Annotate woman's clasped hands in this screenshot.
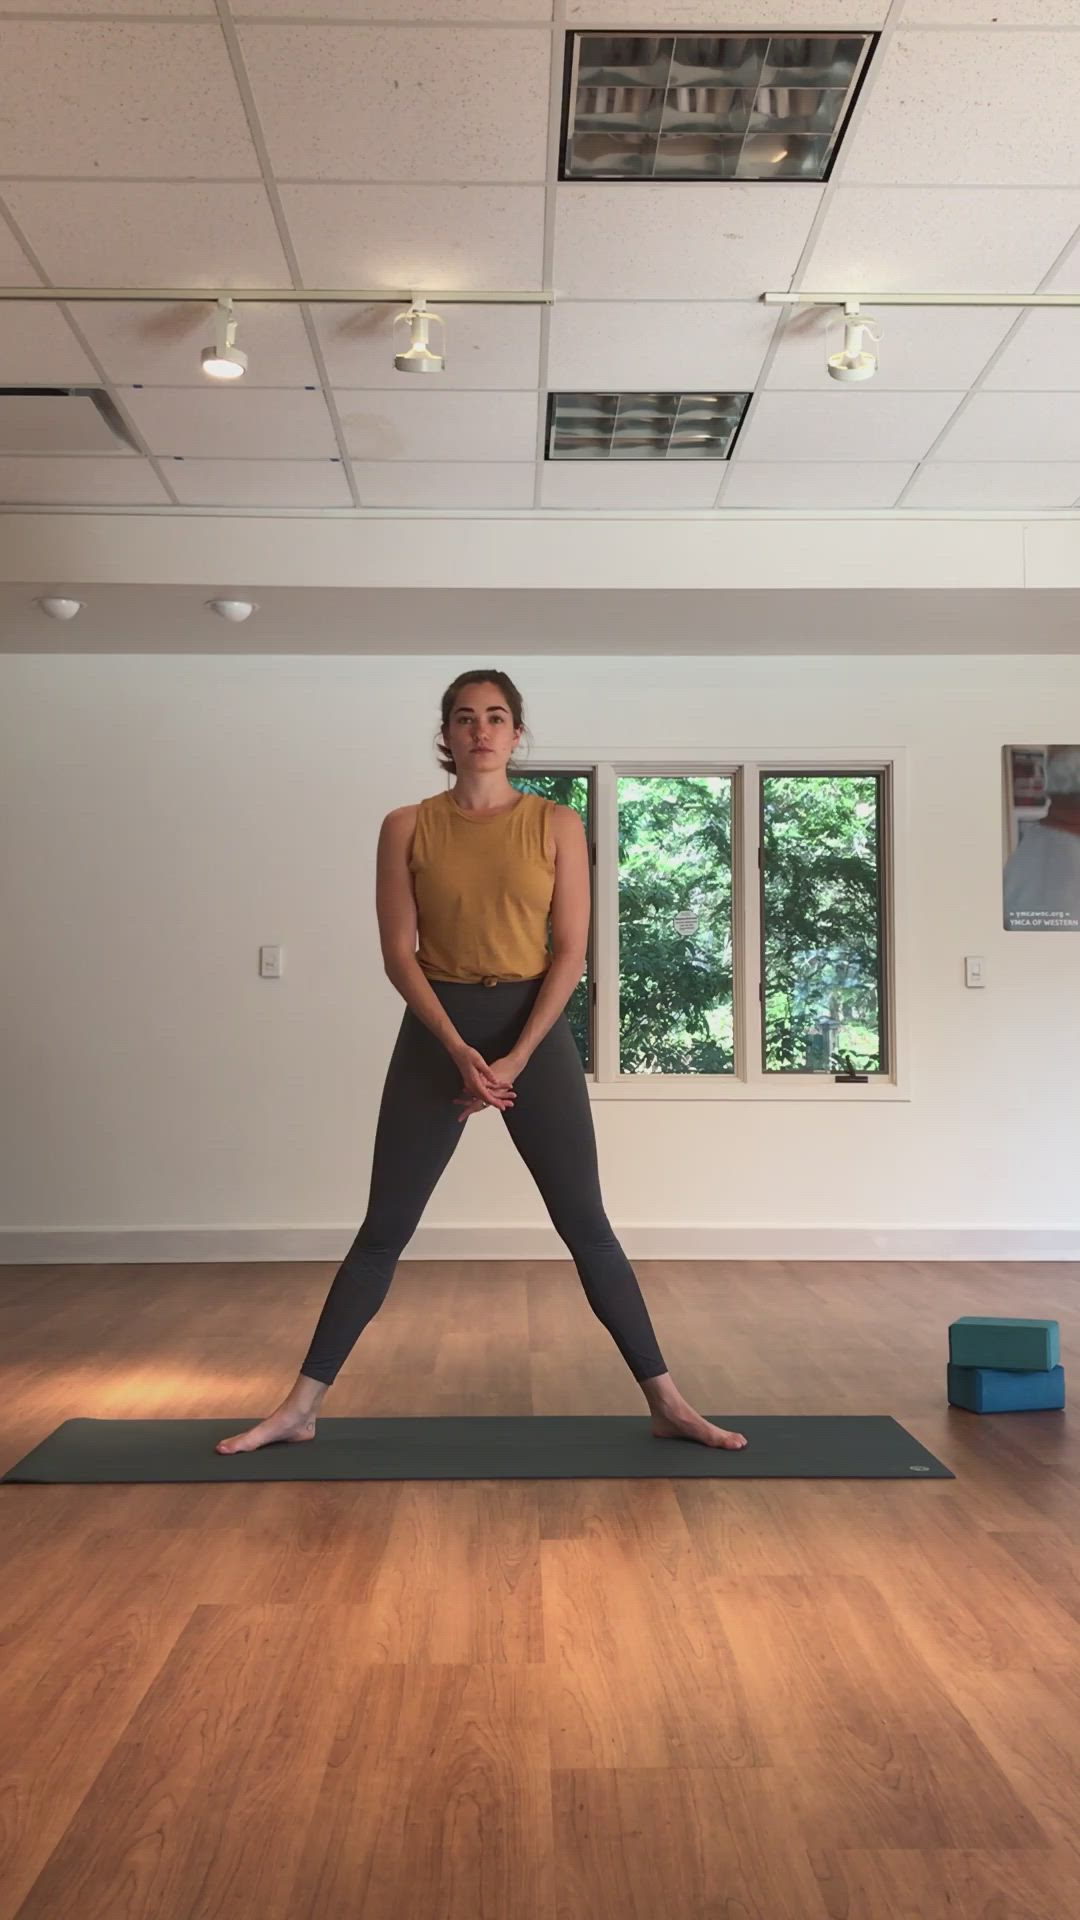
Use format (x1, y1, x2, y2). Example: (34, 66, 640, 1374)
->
(452, 1045, 522, 1124)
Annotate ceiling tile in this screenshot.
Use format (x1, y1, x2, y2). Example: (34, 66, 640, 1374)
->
(337, 388, 538, 460)
(840, 32, 1080, 186)
(0, 0, 213, 10)
(0, 23, 259, 178)
(3, 183, 292, 288)
(1042, 234, 1080, 292)
(314, 301, 541, 389)
(238, 26, 550, 182)
(352, 462, 535, 506)
(0, 302, 98, 383)
(168, 459, 353, 506)
(566, 0, 886, 20)
(722, 462, 914, 508)
(541, 464, 722, 508)
(982, 310, 1080, 390)
(929, 390, 1080, 461)
(801, 186, 1080, 292)
(548, 301, 779, 391)
(735, 390, 965, 462)
(765, 304, 1017, 392)
(0, 456, 169, 503)
(74, 301, 320, 387)
(281, 184, 545, 288)
(0, 390, 127, 453)
(902, 2, 1080, 21)
(555, 184, 821, 299)
(121, 388, 340, 458)
(238, 0, 549, 14)
(902, 462, 1080, 508)
(0, 221, 40, 284)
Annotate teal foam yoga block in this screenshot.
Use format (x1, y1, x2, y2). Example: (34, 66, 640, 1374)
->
(948, 1316, 1059, 1371)
(948, 1362, 1065, 1414)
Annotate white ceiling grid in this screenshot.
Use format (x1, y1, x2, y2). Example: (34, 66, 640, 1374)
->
(1, 0, 1080, 513)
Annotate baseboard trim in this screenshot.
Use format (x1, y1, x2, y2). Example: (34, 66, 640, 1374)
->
(3, 1226, 1079, 1263)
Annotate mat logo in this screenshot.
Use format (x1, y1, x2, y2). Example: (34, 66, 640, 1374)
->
(909, 1464, 930, 1472)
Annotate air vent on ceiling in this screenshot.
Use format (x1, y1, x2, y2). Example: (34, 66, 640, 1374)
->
(561, 31, 874, 181)
(547, 391, 749, 460)
(0, 388, 139, 454)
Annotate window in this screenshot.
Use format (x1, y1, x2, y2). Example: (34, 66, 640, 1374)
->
(761, 772, 886, 1076)
(618, 775, 734, 1075)
(514, 756, 899, 1100)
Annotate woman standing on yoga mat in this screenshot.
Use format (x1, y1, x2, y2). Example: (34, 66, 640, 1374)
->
(218, 671, 747, 1456)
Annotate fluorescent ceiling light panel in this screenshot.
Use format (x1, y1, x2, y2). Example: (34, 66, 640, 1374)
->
(562, 32, 874, 181)
(548, 391, 749, 459)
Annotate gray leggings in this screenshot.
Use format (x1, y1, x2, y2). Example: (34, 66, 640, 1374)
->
(300, 975, 667, 1387)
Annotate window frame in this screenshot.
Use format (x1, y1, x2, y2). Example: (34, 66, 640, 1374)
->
(532, 748, 909, 1103)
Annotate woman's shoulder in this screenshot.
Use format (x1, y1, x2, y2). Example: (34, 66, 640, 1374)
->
(384, 793, 444, 826)
(534, 797, 583, 862)
(549, 799, 585, 833)
(381, 796, 444, 857)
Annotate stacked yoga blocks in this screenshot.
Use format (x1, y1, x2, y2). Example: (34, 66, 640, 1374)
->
(948, 1316, 1065, 1413)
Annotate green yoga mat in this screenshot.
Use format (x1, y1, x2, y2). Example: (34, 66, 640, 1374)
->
(2, 1414, 953, 1483)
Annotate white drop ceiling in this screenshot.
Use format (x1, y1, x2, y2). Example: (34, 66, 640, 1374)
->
(0, 0, 1079, 516)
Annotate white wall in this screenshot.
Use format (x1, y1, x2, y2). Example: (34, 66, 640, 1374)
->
(2, 649, 1079, 1262)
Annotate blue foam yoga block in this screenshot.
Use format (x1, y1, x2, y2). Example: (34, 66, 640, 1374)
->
(948, 1362, 1065, 1414)
(948, 1316, 1059, 1371)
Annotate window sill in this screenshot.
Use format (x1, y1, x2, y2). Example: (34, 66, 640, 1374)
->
(585, 1075, 909, 1103)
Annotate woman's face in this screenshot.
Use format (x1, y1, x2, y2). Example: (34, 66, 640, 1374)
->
(445, 682, 521, 771)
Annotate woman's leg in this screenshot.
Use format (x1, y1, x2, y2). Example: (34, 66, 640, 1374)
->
(500, 1015, 748, 1449)
(298, 1010, 466, 1385)
(500, 1015, 667, 1381)
(217, 1008, 466, 1453)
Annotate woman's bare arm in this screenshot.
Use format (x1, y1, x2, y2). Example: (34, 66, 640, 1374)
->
(376, 806, 467, 1061)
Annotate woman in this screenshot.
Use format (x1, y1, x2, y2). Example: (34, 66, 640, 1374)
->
(218, 671, 747, 1455)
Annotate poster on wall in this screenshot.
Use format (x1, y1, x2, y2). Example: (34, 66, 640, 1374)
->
(1003, 746, 1080, 931)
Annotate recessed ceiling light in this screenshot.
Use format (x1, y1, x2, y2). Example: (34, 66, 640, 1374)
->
(562, 31, 874, 181)
(36, 595, 83, 620)
(206, 598, 258, 621)
(548, 391, 749, 460)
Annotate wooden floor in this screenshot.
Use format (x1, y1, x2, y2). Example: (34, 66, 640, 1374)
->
(2, 1258, 1078, 1920)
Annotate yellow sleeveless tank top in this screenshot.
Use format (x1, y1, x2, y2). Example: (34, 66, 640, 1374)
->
(409, 788, 557, 984)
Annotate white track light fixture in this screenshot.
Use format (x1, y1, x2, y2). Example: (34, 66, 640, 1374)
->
(36, 596, 83, 620)
(201, 297, 248, 381)
(206, 598, 258, 622)
(826, 302, 881, 384)
(393, 296, 445, 375)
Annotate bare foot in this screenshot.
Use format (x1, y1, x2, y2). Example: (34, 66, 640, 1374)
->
(216, 1406, 317, 1454)
(650, 1400, 747, 1450)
